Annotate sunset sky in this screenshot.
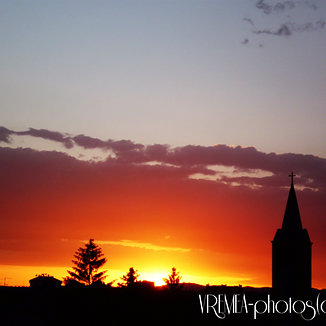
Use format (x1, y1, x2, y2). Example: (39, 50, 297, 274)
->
(1, 0, 326, 288)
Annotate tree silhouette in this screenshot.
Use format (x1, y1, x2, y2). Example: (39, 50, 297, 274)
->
(118, 267, 140, 288)
(163, 267, 183, 290)
(66, 239, 107, 286)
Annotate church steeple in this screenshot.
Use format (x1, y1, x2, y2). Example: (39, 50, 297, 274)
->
(272, 172, 312, 295)
(281, 172, 302, 231)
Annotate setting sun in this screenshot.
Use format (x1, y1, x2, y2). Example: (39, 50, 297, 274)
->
(141, 272, 166, 287)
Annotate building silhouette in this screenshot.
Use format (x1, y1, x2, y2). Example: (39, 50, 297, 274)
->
(29, 274, 62, 289)
(272, 173, 312, 295)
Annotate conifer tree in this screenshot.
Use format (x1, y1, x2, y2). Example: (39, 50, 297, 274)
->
(118, 267, 139, 287)
(163, 267, 183, 290)
(66, 239, 107, 286)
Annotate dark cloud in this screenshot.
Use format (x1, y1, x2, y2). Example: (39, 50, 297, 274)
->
(0, 126, 75, 148)
(109, 139, 144, 152)
(1, 127, 326, 192)
(73, 134, 107, 149)
(256, 0, 273, 14)
(274, 1, 296, 13)
(73, 134, 144, 152)
(144, 144, 169, 161)
(275, 23, 292, 35)
(254, 20, 326, 36)
(0, 126, 13, 143)
(254, 23, 292, 36)
(1, 135, 326, 287)
(244, 18, 255, 26)
(1, 143, 325, 207)
(15, 128, 74, 149)
(256, 0, 296, 15)
(159, 145, 326, 191)
(248, 0, 324, 40)
(292, 20, 326, 32)
(0, 126, 144, 154)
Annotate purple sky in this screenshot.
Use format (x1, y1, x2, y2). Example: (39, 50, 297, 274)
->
(1, 0, 326, 157)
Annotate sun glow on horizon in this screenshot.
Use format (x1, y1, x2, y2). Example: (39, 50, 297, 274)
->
(139, 272, 166, 287)
(2, 264, 325, 289)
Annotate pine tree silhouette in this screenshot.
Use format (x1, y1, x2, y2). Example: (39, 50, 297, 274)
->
(163, 267, 183, 290)
(66, 239, 107, 286)
(118, 267, 140, 287)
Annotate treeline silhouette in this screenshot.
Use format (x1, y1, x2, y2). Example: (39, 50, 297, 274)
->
(1, 239, 326, 325)
(63, 239, 182, 290)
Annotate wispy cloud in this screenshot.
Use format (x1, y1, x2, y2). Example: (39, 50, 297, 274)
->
(243, 18, 254, 26)
(256, 0, 296, 15)
(254, 23, 292, 36)
(243, 0, 325, 43)
(0, 127, 143, 155)
(88, 240, 191, 253)
(254, 20, 326, 36)
(15, 128, 74, 149)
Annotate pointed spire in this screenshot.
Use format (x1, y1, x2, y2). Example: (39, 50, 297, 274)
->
(289, 172, 295, 187)
(281, 172, 303, 230)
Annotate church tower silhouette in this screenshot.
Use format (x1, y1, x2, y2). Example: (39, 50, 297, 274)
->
(272, 173, 312, 295)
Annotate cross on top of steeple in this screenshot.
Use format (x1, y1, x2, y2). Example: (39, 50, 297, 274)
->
(282, 172, 302, 230)
(289, 172, 296, 186)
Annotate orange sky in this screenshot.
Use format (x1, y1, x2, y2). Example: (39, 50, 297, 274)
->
(1, 0, 326, 291)
(1, 131, 326, 288)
